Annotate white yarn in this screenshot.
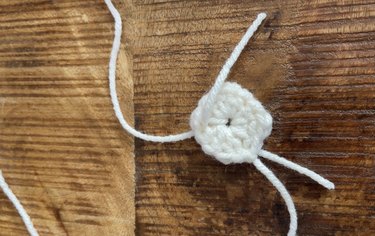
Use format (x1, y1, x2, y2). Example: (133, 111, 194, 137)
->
(105, 1, 335, 236)
(253, 159, 297, 236)
(0, 171, 39, 236)
(190, 82, 273, 165)
(259, 150, 335, 190)
(105, 0, 194, 143)
(201, 12, 267, 124)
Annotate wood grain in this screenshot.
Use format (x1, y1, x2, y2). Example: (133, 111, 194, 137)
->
(131, 0, 375, 235)
(1, 0, 375, 236)
(0, 0, 135, 235)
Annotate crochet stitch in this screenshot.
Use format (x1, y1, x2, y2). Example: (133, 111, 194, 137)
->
(190, 82, 273, 165)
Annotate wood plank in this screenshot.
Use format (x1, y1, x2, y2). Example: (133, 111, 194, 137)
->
(132, 0, 375, 235)
(1, 0, 375, 235)
(0, 0, 135, 235)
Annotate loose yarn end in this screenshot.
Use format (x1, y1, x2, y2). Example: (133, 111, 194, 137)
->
(0, 171, 39, 236)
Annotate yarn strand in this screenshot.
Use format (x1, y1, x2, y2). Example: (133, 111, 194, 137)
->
(259, 150, 335, 190)
(105, 0, 194, 143)
(0, 171, 39, 236)
(253, 159, 297, 236)
(201, 12, 267, 123)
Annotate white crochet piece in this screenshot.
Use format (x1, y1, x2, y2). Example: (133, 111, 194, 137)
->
(0, 1, 334, 236)
(190, 82, 272, 165)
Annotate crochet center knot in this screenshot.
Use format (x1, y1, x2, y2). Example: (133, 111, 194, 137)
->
(190, 82, 273, 164)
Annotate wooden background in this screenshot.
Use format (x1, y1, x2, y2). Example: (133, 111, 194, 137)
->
(0, 0, 135, 235)
(1, 0, 375, 235)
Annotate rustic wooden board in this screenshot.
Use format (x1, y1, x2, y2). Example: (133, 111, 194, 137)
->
(0, 0, 135, 235)
(131, 0, 375, 235)
(1, 0, 375, 236)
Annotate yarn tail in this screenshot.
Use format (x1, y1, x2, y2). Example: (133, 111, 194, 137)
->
(258, 150, 335, 190)
(254, 150, 335, 236)
(0, 171, 39, 236)
(253, 159, 297, 236)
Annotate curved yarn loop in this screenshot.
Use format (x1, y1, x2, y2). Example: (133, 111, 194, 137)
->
(0, 171, 39, 236)
(105, 0, 194, 143)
